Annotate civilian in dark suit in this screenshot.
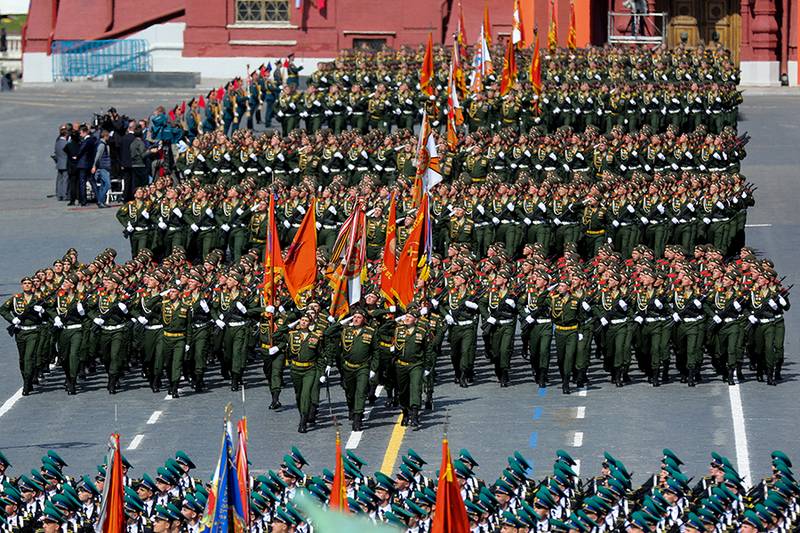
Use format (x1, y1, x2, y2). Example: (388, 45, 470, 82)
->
(63, 131, 81, 206)
(76, 125, 97, 206)
(53, 127, 69, 201)
(117, 120, 136, 202)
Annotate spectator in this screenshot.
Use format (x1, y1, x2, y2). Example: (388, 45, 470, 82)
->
(53, 127, 69, 201)
(91, 130, 112, 208)
(117, 120, 136, 201)
(76, 125, 97, 207)
(63, 130, 81, 206)
(0, 28, 7, 53)
(130, 127, 148, 189)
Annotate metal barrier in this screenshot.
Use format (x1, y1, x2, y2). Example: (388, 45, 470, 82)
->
(607, 12, 667, 46)
(51, 39, 152, 81)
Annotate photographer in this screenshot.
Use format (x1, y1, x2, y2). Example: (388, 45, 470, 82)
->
(91, 130, 112, 208)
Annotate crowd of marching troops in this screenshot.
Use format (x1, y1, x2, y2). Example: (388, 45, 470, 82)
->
(1, 445, 798, 533)
(178, 43, 740, 141)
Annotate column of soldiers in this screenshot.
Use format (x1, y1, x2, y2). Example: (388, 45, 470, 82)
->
(0, 446, 798, 533)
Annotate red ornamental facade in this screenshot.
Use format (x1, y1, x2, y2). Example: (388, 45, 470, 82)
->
(22, 0, 799, 84)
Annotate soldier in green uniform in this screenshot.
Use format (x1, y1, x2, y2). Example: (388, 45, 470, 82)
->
(327, 307, 379, 431)
(1, 277, 46, 396)
(391, 306, 433, 430)
(213, 273, 251, 391)
(551, 281, 580, 394)
(519, 269, 553, 388)
(183, 187, 218, 262)
(48, 275, 85, 395)
(633, 271, 672, 387)
(705, 272, 745, 385)
(479, 269, 518, 387)
(184, 274, 213, 393)
(116, 187, 152, 257)
(131, 272, 164, 392)
(276, 313, 328, 433)
(154, 188, 187, 258)
(580, 195, 607, 258)
(157, 286, 192, 398)
(217, 187, 251, 263)
(749, 270, 790, 386)
(441, 271, 479, 388)
(90, 274, 131, 395)
(596, 273, 632, 387)
(445, 205, 474, 251)
(671, 272, 706, 387)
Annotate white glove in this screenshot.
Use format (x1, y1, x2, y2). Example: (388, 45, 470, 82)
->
(465, 301, 478, 310)
(712, 315, 722, 324)
(507, 202, 515, 211)
(172, 207, 183, 218)
(77, 302, 85, 316)
(525, 316, 534, 324)
(93, 317, 105, 326)
(672, 313, 681, 322)
(524, 217, 532, 225)
(141, 210, 150, 219)
(221, 224, 231, 232)
(693, 299, 702, 308)
(184, 344, 191, 353)
(686, 203, 695, 212)
(491, 217, 500, 225)
(324, 365, 332, 377)
(553, 217, 562, 226)
(236, 207, 245, 216)
(183, 169, 191, 176)
(118, 302, 128, 313)
(445, 315, 455, 325)
(618, 300, 628, 311)
(634, 316, 644, 324)
(374, 164, 383, 171)
(578, 333, 584, 341)
(205, 208, 214, 217)
(600, 317, 609, 327)
(486, 317, 497, 325)
(319, 375, 327, 384)
(582, 301, 591, 312)
(215, 319, 226, 328)
(626, 204, 635, 214)
(236, 302, 247, 314)
(137, 316, 148, 325)
(223, 153, 231, 161)
(748, 315, 758, 325)
(268, 346, 279, 356)
(654, 298, 663, 309)
(369, 371, 376, 380)
(702, 217, 711, 225)
(347, 164, 355, 170)
(265, 305, 276, 313)
(476, 205, 485, 215)
(11, 317, 21, 325)
(671, 217, 679, 224)
(283, 220, 291, 229)
(423, 370, 431, 378)
(420, 307, 428, 316)
(733, 301, 741, 312)
(430, 298, 439, 308)
(315, 222, 322, 230)
(327, 315, 335, 323)
(640, 216, 649, 225)
(33, 305, 44, 314)
(158, 221, 168, 230)
(191, 223, 199, 232)
(126, 223, 134, 233)
(538, 202, 547, 212)
(769, 299, 778, 310)
(53, 316, 64, 328)
(504, 299, 516, 307)
(328, 205, 337, 215)
(779, 296, 787, 307)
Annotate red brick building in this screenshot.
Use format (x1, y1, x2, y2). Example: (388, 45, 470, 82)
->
(22, 0, 799, 84)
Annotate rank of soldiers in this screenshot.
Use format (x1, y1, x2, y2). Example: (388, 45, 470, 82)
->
(0, 446, 797, 533)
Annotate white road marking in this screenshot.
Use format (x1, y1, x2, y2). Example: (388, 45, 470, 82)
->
(127, 434, 145, 450)
(147, 411, 163, 424)
(0, 388, 23, 418)
(728, 385, 752, 488)
(577, 388, 587, 397)
(346, 385, 384, 450)
(745, 223, 772, 228)
(574, 459, 581, 476)
(576, 406, 586, 419)
(572, 431, 584, 447)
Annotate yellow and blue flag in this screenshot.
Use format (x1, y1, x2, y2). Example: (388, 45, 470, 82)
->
(201, 419, 246, 533)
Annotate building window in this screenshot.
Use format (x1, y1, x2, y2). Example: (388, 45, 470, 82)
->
(236, 0, 290, 22)
(353, 38, 387, 50)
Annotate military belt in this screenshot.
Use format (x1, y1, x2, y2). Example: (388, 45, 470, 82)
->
(64, 324, 83, 330)
(500, 219, 514, 224)
(343, 360, 366, 370)
(558, 221, 577, 225)
(251, 238, 266, 244)
(711, 218, 730, 223)
(199, 226, 214, 231)
(610, 318, 628, 324)
(529, 220, 545, 225)
(133, 226, 149, 231)
(167, 226, 182, 232)
(163, 331, 185, 338)
(759, 316, 780, 323)
(322, 224, 338, 230)
(260, 342, 273, 350)
(18, 325, 38, 330)
(645, 317, 669, 323)
(291, 360, 314, 368)
(555, 324, 578, 332)
(144, 324, 164, 330)
(723, 317, 738, 323)
(193, 321, 211, 329)
(246, 167, 258, 172)
(379, 341, 393, 348)
(101, 324, 125, 331)
(535, 318, 552, 324)
(455, 320, 474, 326)
(356, 166, 369, 171)
(228, 321, 247, 327)
(682, 316, 703, 323)
(396, 360, 413, 366)
(586, 229, 605, 235)
(497, 319, 514, 325)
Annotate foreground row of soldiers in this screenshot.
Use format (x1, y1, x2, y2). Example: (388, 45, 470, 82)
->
(0, 445, 797, 533)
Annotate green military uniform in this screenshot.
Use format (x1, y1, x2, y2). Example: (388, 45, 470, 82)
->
(116, 200, 152, 257)
(328, 318, 379, 431)
(749, 286, 789, 385)
(277, 319, 328, 433)
(518, 285, 552, 387)
(441, 283, 479, 387)
(157, 295, 192, 397)
(0, 288, 45, 395)
(671, 286, 706, 386)
(90, 289, 131, 394)
(479, 284, 518, 387)
(213, 285, 251, 389)
(48, 289, 86, 394)
(551, 291, 580, 394)
(391, 317, 434, 429)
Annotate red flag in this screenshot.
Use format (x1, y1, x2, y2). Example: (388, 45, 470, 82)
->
(180, 100, 186, 115)
(329, 432, 349, 513)
(499, 39, 517, 96)
(567, 0, 577, 50)
(483, 1, 492, 46)
(283, 198, 317, 304)
(380, 193, 398, 304)
(327, 204, 367, 318)
(216, 87, 225, 101)
(317, 0, 326, 10)
(430, 438, 470, 533)
(263, 194, 285, 305)
(393, 195, 428, 309)
(420, 33, 435, 97)
(235, 418, 250, 529)
(548, 0, 559, 52)
(198, 95, 206, 108)
(96, 434, 125, 533)
(530, 29, 543, 96)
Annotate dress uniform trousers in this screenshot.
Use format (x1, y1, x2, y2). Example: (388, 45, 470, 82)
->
(753, 318, 785, 372)
(342, 361, 370, 417)
(159, 332, 187, 383)
(289, 360, 317, 418)
(395, 360, 424, 411)
(554, 324, 578, 382)
(526, 321, 553, 376)
(448, 323, 477, 379)
(489, 322, 515, 377)
(60, 327, 83, 381)
(674, 319, 704, 375)
(223, 324, 248, 377)
(14, 328, 39, 381)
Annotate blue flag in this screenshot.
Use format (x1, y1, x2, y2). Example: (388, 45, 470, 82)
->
(201, 421, 246, 533)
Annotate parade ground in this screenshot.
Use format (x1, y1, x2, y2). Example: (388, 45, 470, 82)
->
(0, 84, 798, 485)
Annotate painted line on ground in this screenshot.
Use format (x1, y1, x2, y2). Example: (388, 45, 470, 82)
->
(572, 431, 584, 447)
(379, 414, 407, 475)
(0, 388, 23, 419)
(147, 411, 163, 425)
(577, 388, 588, 397)
(745, 224, 772, 228)
(346, 385, 384, 450)
(529, 432, 539, 448)
(576, 406, 586, 419)
(127, 434, 145, 450)
(728, 384, 752, 487)
(532, 406, 543, 420)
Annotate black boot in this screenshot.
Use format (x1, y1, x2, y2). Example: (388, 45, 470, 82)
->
(368, 383, 377, 405)
(170, 382, 180, 398)
(459, 375, 468, 388)
(298, 415, 308, 433)
(67, 378, 77, 395)
(500, 370, 510, 388)
(231, 373, 240, 391)
(194, 375, 205, 393)
(614, 368, 624, 388)
(537, 368, 547, 388)
(401, 409, 409, 426)
(348, 409, 354, 421)
(269, 390, 282, 410)
(775, 360, 783, 381)
(22, 376, 32, 396)
(562, 375, 571, 395)
(308, 405, 317, 426)
(410, 408, 421, 430)
(576, 369, 587, 388)
(687, 368, 696, 387)
(726, 366, 736, 386)
(653, 365, 661, 387)
(623, 369, 632, 383)
(736, 362, 744, 381)
(151, 375, 161, 393)
(767, 369, 777, 386)
(352, 413, 363, 432)
(108, 375, 118, 395)
(661, 365, 670, 384)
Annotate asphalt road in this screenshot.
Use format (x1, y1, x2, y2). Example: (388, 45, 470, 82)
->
(0, 86, 798, 489)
